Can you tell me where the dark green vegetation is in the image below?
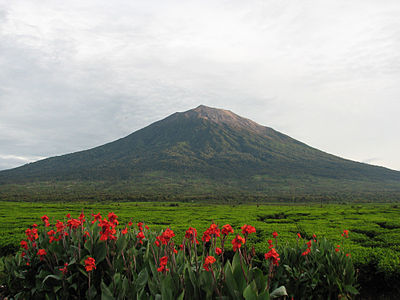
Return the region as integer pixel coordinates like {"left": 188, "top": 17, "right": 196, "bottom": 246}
{"left": 1, "top": 105, "right": 400, "bottom": 201}
{"left": 1, "top": 201, "right": 399, "bottom": 297}
{"left": 1, "top": 213, "right": 357, "bottom": 299}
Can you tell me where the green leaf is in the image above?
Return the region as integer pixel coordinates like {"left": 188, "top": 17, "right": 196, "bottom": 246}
{"left": 101, "top": 281, "right": 114, "bottom": 300}
{"left": 177, "top": 290, "right": 185, "bottom": 300}
{"left": 86, "top": 284, "right": 97, "bottom": 300}
{"left": 344, "top": 285, "right": 359, "bottom": 295}
{"left": 116, "top": 235, "right": 127, "bottom": 252}
{"left": 270, "top": 286, "right": 287, "bottom": 298}
{"left": 122, "top": 276, "right": 130, "bottom": 296}
{"left": 136, "top": 268, "right": 149, "bottom": 290}
{"left": 161, "top": 275, "right": 173, "bottom": 300}
{"left": 224, "top": 262, "right": 239, "bottom": 299}
{"left": 94, "top": 242, "right": 107, "bottom": 264}
{"left": 42, "top": 274, "right": 61, "bottom": 284}
{"left": 257, "top": 291, "right": 270, "bottom": 300}
{"left": 243, "top": 284, "right": 257, "bottom": 300}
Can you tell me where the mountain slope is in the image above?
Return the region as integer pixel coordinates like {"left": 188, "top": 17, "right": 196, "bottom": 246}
{"left": 1, "top": 105, "right": 399, "bottom": 201}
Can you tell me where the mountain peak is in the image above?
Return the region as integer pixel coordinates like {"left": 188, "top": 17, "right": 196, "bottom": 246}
{"left": 182, "top": 105, "right": 265, "bottom": 134}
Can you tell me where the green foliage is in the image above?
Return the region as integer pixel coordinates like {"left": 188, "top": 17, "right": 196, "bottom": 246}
{"left": 276, "top": 238, "right": 358, "bottom": 299}
{"left": 0, "top": 201, "right": 399, "bottom": 297}
{"left": 1, "top": 212, "right": 358, "bottom": 299}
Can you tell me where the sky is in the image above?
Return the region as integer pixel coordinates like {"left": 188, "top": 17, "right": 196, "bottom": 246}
{"left": 0, "top": 0, "right": 399, "bottom": 171}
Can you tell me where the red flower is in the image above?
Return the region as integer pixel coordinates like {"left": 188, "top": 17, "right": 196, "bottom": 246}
{"left": 92, "top": 213, "right": 102, "bottom": 224}
{"left": 264, "top": 248, "right": 280, "bottom": 266}
{"left": 297, "top": 233, "right": 302, "bottom": 239}
{"left": 145, "top": 225, "right": 149, "bottom": 230}
{"left": 158, "top": 228, "right": 175, "bottom": 245}
{"left": 215, "top": 247, "right": 222, "bottom": 255}
{"left": 128, "top": 221, "right": 133, "bottom": 226}
{"left": 66, "top": 213, "right": 71, "bottom": 218}
{"left": 342, "top": 229, "right": 349, "bottom": 238}
{"left": 59, "top": 263, "right": 68, "bottom": 275}
{"left": 160, "top": 256, "right": 168, "bottom": 266}
{"left": 37, "top": 249, "right": 47, "bottom": 255}
{"left": 241, "top": 224, "right": 256, "bottom": 235}
{"left": 20, "top": 240, "right": 28, "bottom": 250}
{"left": 98, "top": 218, "right": 117, "bottom": 241}
{"left": 25, "top": 228, "right": 39, "bottom": 241}
{"left": 136, "top": 231, "right": 145, "bottom": 244}
{"left": 85, "top": 257, "right": 96, "bottom": 272}
{"left": 47, "top": 230, "right": 56, "bottom": 243}
{"left": 121, "top": 227, "right": 128, "bottom": 235}
{"left": 185, "top": 227, "right": 198, "bottom": 241}
{"left": 208, "top": 223, "right": 220, "bottom": 236}
{"left": 55, "top": 220, "right": 65, "bottom": 233}
{"left": 335, "top": 245, "right": 341, "bottom": 252}
{"left": 272, "top": 231, "right": 278, "bottom": 238}
{"left": 67, "top": 218, "right": 81, "bottom": 229}
{"left": 267, "top": 239, "right": 274, "bottom": 249}
{"left": 306, "top": 240, "right": 312, "bottom": 248}
{"left": 203, "top": 255, "right": 216, "bottom": 271}
{"left": 41, "top": 215, "right": 50, "bottom": 227}
{"left": 157, "top": 256, "right": 169, "bottom": 272}
{"left": 37, "top": 249, "right": 47, "bottom": 260}
{"left": 79, "top": 212, "right": 85, "bottom": 223}
{"left": 108, "top": 212, "right": 118, "bottom": 226}
{"left": 231, "top": 235, "right": 246, "bottom": 252}
{"left": 302, "top": 248, "right": 311, "bottom": 256}
{"left": 202, "top": 232, "right": 211, "bottom": 243}
{"left": 202, "top": 223, "right": 220, "bottom": 242}
{"left": 137, "top": 222, "right": 143, "bottom": 231}
{"left": 221, "top": 224, "right": 234, "bottom": 236}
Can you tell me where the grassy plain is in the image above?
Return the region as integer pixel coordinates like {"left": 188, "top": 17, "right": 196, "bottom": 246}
{"left": 1, "top": 201, "right": 400, "bottom": 294}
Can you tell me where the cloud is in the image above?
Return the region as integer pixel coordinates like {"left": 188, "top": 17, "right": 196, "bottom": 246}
{"left": 0, "top": 154, "right": 46, "bottom": 170}
{"left": 0, "top": 0, "right": 399, "bottom": 171}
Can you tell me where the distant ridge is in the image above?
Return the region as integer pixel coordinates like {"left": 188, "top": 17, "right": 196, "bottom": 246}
{"left": 1, "top": 105, "right": 399, "bottom": 202}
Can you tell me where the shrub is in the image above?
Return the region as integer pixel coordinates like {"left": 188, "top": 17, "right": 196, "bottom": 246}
{"left": 0, "top": 213, "right": 358, "bottom": 299}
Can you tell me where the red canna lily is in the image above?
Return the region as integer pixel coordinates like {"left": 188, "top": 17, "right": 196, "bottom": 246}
{"left": 241, "top": 224, "right": 256, "bottom": 235}
{"left": 221, "top": 224, "right": 234, "bottom": 236}
{"left": 20, "top": 240, "right": 28, "bottom": 250}
{"left": 85, "top": 257, "right": 96, "bottom": 272}
{"left": 157, "top": 256, "right": 169, "bottom": 272}
{"left": 203, "top": 255, "right": 216, "bottom": 271}
{"left": 232, "top": 235, "right": 246, "bottom": 252}
{"left": 37, "top": 249, "right": 47, "bottom": 260}
{"left": 136, "top": 231, "right": 145, "bottom": 244}
{"left": 264, "top": 247, "right": 280, "bottom": 266}
{"left": 59, "top": 263, "right": 68, "bottom": 275}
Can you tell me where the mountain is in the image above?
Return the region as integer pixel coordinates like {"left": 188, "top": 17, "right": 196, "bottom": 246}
{"left": 1, "top": 105, "right": 399, "bottom": 202}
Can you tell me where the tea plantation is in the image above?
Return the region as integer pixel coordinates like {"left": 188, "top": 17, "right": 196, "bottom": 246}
{"left": 0, "top": 201, "right": 399, "bottom": 297}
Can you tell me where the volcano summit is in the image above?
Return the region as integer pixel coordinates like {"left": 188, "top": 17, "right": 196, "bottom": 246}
{"left": 1, "top": 105, "right": 399, "bottom": 202}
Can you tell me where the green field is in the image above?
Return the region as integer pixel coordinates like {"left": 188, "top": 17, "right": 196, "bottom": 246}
{"left": 1, "top": 201, "right": 400, "bottom": 295}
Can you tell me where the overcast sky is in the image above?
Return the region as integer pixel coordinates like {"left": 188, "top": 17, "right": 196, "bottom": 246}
{"left": 0, "top": 0, "right": 399, "bottom": 171}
